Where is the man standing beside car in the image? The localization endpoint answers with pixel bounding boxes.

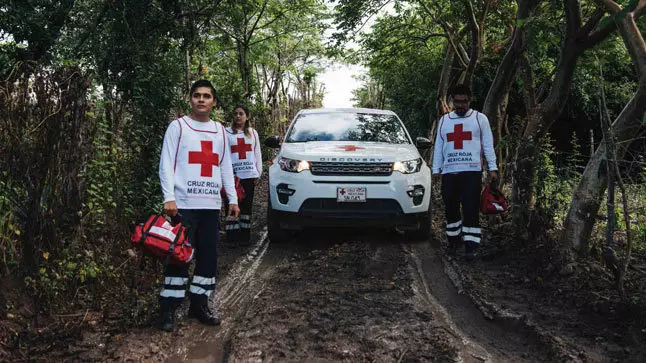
[432,83,498,260]
[158,79,240,331]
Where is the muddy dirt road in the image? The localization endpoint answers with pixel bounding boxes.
[159,227,558,363]
[73,179,589,362]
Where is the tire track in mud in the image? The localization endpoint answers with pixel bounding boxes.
[224,232,459,362]
[168,229,276,362]
[405,243,551,362]
[405,245,494,362]
[171,229,560,362]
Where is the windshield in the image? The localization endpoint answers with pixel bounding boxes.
[285,112,411,144]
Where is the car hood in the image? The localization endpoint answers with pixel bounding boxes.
[279,141,420,162]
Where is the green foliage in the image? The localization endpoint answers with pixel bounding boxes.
[82,116,118,225]
[0,172,23,275]
[354,11,444,137]
[0,0,331,321]
[535,133,584,224]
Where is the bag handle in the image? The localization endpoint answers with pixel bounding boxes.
[162,224,185,267]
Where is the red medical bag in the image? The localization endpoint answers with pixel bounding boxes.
[130,214,194,265]
[480,185,509,215]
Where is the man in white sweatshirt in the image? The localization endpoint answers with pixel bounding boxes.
[432,84,498,260]
[158,79,240,331]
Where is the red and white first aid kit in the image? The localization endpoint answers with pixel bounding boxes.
[480,185,509,215]
[130,214,194,265]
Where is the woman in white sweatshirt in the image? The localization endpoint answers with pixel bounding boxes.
[224,105,263,246]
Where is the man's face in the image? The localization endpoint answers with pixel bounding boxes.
[452,94,470,116]
[189,87,216,116]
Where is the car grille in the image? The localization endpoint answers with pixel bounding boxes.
[309,162,393,176]
[299,198,403,218]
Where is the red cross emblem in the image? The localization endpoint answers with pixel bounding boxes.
[339,188,346,195]
[188,140,220,177]
[446,124,472,149]
[337,145,365,152]
[231,137,252,159]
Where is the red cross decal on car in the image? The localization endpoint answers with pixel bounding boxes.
[339,188,346,195]
[188,140,220,177]
[446,124,472,150]
[231,137,252,159]
[337,145,365,152]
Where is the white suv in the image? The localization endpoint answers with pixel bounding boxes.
[264,108,432,241]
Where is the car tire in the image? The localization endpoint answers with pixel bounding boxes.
[405,209,431,242]
[267,199,289,243]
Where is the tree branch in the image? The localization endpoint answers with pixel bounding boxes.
[582,19,616,49]
[593,0,622,14]
[578,8,605,39]
[635,0,646,17]
[247,0,269,41]
[565,0,583,41]
[519,53,537,111]
[463,0,482,86]
[441,23,469,69]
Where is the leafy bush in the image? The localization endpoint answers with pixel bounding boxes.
[535,133,583,225]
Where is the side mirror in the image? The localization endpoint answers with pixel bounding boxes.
[264,135,281,148]
[415,136,432,149]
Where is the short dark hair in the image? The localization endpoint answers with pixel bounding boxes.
[190,79,217,100]
[449,83,472,99]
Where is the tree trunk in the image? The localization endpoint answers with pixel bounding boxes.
[185,47,191,94]
[237,40,252,99]
[435,43,454,121]
[462,0,482,89]
[509,0,615,233]
[561,0,646,253]
[482,0,541,180]
[561,86,646,251]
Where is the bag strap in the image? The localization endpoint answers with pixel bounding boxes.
[138,214,163,271]
[162,224,186,267]
[140,214,163,249]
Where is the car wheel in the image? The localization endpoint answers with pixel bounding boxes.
[405,209,431,242]
[267,199,289,243]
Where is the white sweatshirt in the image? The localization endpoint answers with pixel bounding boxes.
[432,109,498,174]
[159,116,238,209]
[225,126,262,179]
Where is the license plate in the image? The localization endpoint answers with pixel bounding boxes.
[337,187,366,202]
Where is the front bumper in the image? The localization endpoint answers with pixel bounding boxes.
[267,163,431,223]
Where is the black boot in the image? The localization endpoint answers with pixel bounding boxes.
[465,241,479,261]
[159,307,175,332]
[224,234,239,249]
[445,238,462,257]
[188,300,221,326]
[239,229,251,246]
[224,225,241,248]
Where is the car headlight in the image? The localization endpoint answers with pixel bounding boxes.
[278,157,310,173]
[393,158,422,174]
